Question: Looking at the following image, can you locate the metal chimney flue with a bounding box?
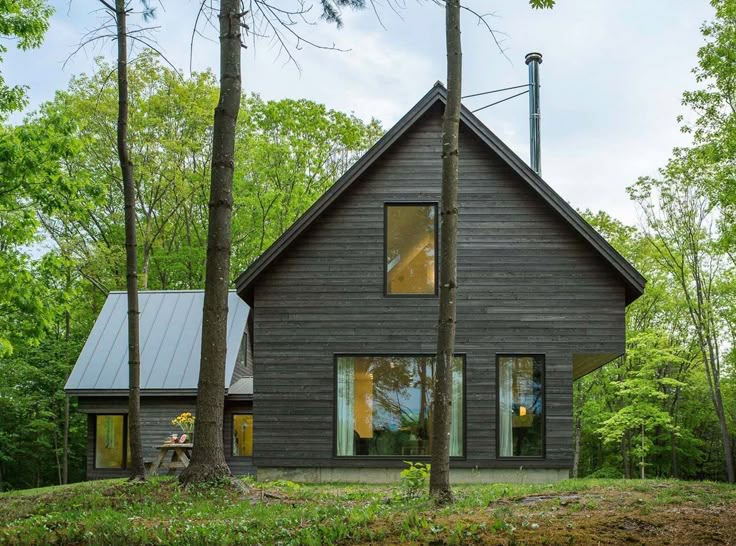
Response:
[525,52,542,176]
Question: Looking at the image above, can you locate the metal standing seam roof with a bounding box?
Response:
[64,290,250,395]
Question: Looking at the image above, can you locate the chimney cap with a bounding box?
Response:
[525,52,543,65]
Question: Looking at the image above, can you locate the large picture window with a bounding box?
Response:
[497,355,544,457]
[94,414,130,469]
[385,204,437,295]
[336,355,464,457]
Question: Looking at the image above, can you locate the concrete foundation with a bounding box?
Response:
[256,466,570,484]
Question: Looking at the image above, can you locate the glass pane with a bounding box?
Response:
[386,205,436,294]
[336,356,463,456]
[233,415,253,456]
[95,415,125,468]
[498,356,544,457]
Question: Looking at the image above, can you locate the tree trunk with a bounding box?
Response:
[64,265,70,485]
[640,424,645,480]
[430,0,461,505]
[690,251,734,483]
[712,379,735,482]
[53,428,61,485]
[572,414,581,479]
[63,395,69,485]
[142,242,151,290]
[670,429,678,479]
[179,0,241,485]
[115,0,145,481]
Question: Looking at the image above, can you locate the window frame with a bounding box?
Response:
[383,202,440,298]
[231,413,254,458]
[92,413,129,470]
[332,353,467,460]
[495,354,546,460]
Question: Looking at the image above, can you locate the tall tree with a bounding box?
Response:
[630,164,735,483]
[94,0,148,481]
[429,0,555,503]
[680,0,736,252]
[115,0,145,482]
[430,0,462,504]
[0,0,53,356]
[179,0,243,484]
[181,0,371,485]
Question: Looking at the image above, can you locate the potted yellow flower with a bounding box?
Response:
[171,412,195,444]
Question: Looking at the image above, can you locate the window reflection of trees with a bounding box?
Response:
[363,356,434,454]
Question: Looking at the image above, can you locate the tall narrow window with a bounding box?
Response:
[233,414,253,457]
[95,414,127,469]
[385,204,437,295]
[336,355,464,457]
[498,355,544,457]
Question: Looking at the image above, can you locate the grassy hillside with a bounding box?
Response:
[1,478,734,545]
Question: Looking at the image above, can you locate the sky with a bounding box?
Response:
[5,0,715,225]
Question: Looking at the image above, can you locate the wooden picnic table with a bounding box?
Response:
[148,443,193,475]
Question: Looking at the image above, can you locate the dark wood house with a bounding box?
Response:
[234,83,644,483]
[64,290,255,479]
[67,83,644,483]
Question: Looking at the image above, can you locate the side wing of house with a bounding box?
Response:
[65,290,255,479]
[242,94,642,481]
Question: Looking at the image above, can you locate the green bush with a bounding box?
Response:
[399,461,430,498]
[585,467,623,479]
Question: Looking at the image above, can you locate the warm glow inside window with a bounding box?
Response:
[233,414,253,457]
[385,204,437,295]
[95,414,128,469]
[336,355,463,457]
[498,356,544,457]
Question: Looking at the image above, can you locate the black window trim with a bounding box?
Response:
[332,352,467,460]
[92,413,129,470]
[383,202,440,298]
[231,412,254,458]
[495,353,546,460]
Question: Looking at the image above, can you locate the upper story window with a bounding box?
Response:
[497,355,545,458]
[385,203,437,295]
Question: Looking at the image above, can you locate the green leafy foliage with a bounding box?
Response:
[0,0,52,116]
[399,461,430,498]
[0,53,382,490]
[31,52,382,294]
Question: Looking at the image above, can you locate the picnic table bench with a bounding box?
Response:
[147,443,193,475]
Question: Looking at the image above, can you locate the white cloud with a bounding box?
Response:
[4,0,716,228]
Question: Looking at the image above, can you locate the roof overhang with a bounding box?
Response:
[67,389,199,397]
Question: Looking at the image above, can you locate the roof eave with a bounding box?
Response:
[66,389,200,397]
[456,102,647,304]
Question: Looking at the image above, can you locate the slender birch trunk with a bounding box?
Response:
[180,0,242,485]
[430,0,461,505]
[114,0,145,481]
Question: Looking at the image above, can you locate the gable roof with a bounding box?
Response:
[235,82,646,304]
[64,290,250,396]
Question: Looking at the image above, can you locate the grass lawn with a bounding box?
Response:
[1,477,735,545]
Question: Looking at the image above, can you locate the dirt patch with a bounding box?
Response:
[515,493,582,505]
[358,485,736,546]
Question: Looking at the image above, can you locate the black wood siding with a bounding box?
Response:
[79,397,254,478]
[251,103,625,470]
